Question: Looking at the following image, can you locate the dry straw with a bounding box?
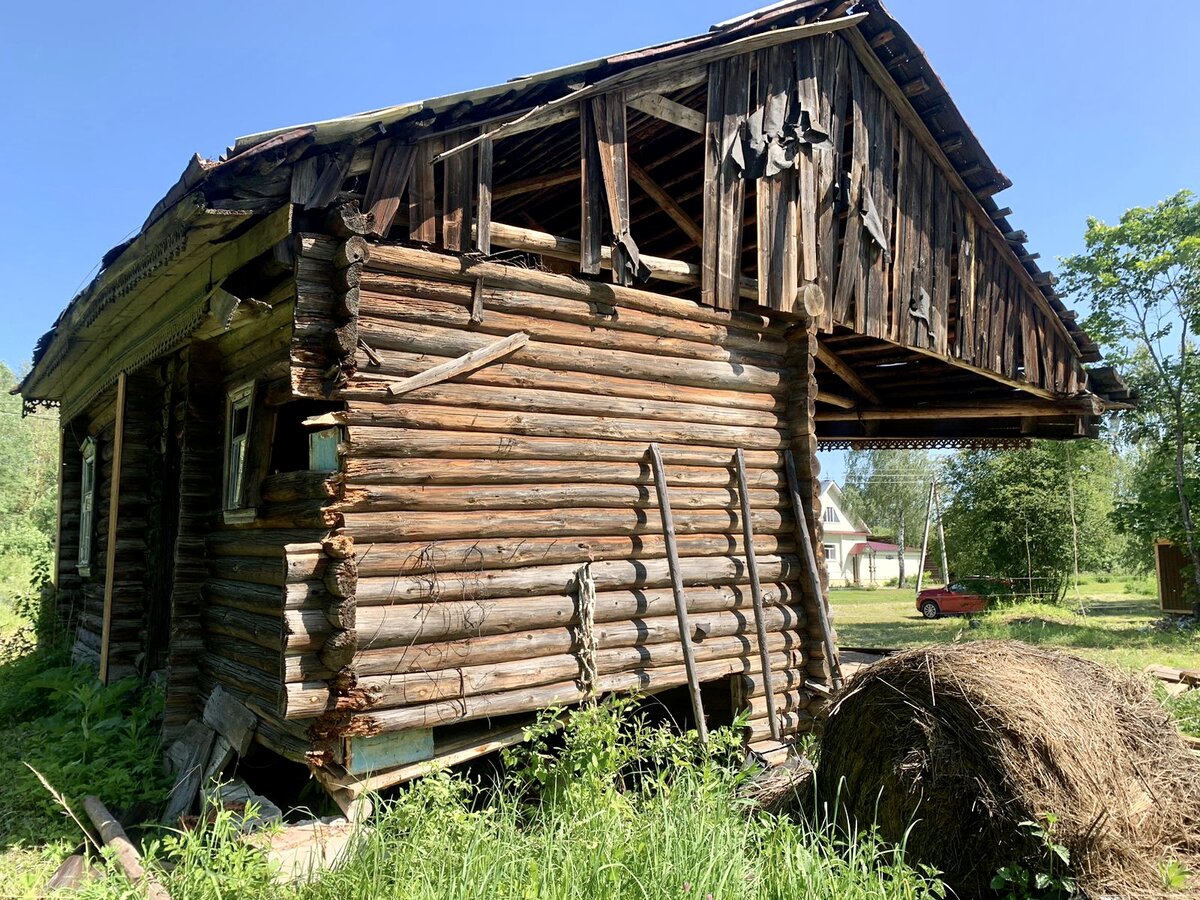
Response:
[816,641,1200,899]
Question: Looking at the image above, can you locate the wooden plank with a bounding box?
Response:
[476,137,493,254]
[592,92,637,286]
[344,728,434,776]
[202,685,257,756]
[383,331,529,397]
[715,54,751,309]
[630,160,702,246]
[701,60,725,307]
[162,723,216,825]
[580,100,604,275]
[755,44,799,314]
[627,92,705,133]
[648,442,707,744]
[408,137,438,244]
[833,55,867,329]
[784,449,842,690]
[735,448,780,740]
[442,130,475,252]
[98,371,127,684]
[795,37,822,313]
[362,140,416,237]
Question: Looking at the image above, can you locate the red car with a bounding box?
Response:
[916,583,988,619]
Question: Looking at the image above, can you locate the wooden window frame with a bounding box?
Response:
[77,437,97,576]
[222,381,257,523]
[822,505,839,524]
[823,542,838,562]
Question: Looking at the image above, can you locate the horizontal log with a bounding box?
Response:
[355,317,783,392]
[362,241,778,332]
[347,346,783,413]
[338,482,788,514]
[341,374,784,430]
[203,604,283,652]
[337,402,786,450]
[260,471,338,503]
[357,293,782,366]
[747,710,814,742]
[814,400,1104,421]
[343,457,784,489]
[356,270,787,353]
[341,505,789,543]
[486,222,758,301]
[353,656,757,732]
[342,427,784,468]
[354,553,800,607]
[356,581,800,647]
[349,604,806,679]
[351,532,790,578]
[330,631,804,713]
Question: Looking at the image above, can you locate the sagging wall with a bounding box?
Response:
[293,234,832,745]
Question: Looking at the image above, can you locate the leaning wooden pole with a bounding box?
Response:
[98,371,127,684]
[784,449,843,691]
[83,796,172,900]
[648,442,707,744]
[915,478,935,594]
[734,448,781,741]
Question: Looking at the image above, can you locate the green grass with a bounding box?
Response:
[7,702,947,900]
[1166,690,1200,738]
[830,573,1199,671]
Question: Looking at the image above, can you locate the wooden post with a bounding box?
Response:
[915,479,935,594]
[98,371,127,684]
[648,442,707,744]
[783,449,843,690]
[734,448,780,741]
[51,427,66,588]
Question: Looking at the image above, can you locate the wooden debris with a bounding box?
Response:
[246,818,355,885]
[202,685,257,756]
[162,722,215,824]
[83,796,172,900]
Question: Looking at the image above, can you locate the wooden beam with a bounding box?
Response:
[493,167,579,202]
[648,442,707,745]
[816,390,856,409]
[384,332,530,397]
[476,137,493,254]
[815,399,1106,422]
[98,371,127,684]
[814,342,882,406]
[83,796,172,900]
[627,92,705,134]
[362,140,415,237]
[784,449,843,691]
[629,160,703,246]
[486,220,757,297]
[433,14,867,162]
[735,448,780,741]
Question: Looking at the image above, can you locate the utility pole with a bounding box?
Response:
[915,478,935,594]
[933,478,950,585]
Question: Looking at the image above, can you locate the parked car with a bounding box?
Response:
[916,583,989,619]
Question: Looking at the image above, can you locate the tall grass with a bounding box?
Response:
[67,701,945,900]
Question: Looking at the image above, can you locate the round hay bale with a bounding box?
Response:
[816,641,1200,899]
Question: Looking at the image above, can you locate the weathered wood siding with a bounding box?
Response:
[293,236,830,743]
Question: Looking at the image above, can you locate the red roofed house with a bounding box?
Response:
[819,481,923,587]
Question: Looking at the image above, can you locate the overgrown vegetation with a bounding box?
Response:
[18,701,947,900]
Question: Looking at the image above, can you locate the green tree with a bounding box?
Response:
[841,449,937,586]
[0,363,59,603]
[941,441,1124,601]
[1060,190,1200,612]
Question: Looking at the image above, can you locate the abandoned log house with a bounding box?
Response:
[18,0,1130,799]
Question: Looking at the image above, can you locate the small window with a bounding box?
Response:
[224,382,255,514]
[822,506,839,524]
[78,438,97,575]
[823,543,838,562]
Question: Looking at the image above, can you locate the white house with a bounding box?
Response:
[819,481,925,587]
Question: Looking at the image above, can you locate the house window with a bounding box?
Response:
[822,506,839,524]
[77,438,97,575]
[823,543,838,562]
[223,382,255,516]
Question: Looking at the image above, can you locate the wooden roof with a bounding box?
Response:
[20,1,1125,442]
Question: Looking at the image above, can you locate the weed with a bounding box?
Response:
[990,814,1076,899]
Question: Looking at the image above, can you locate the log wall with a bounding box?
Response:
[293,236,830,743]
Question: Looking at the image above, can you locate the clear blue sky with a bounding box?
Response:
[2,0,1196,421]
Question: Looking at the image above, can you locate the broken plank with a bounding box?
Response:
[627,92,705,134]
[362,140,416,237]
[384,332,530,397]
[203,685,257,755]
